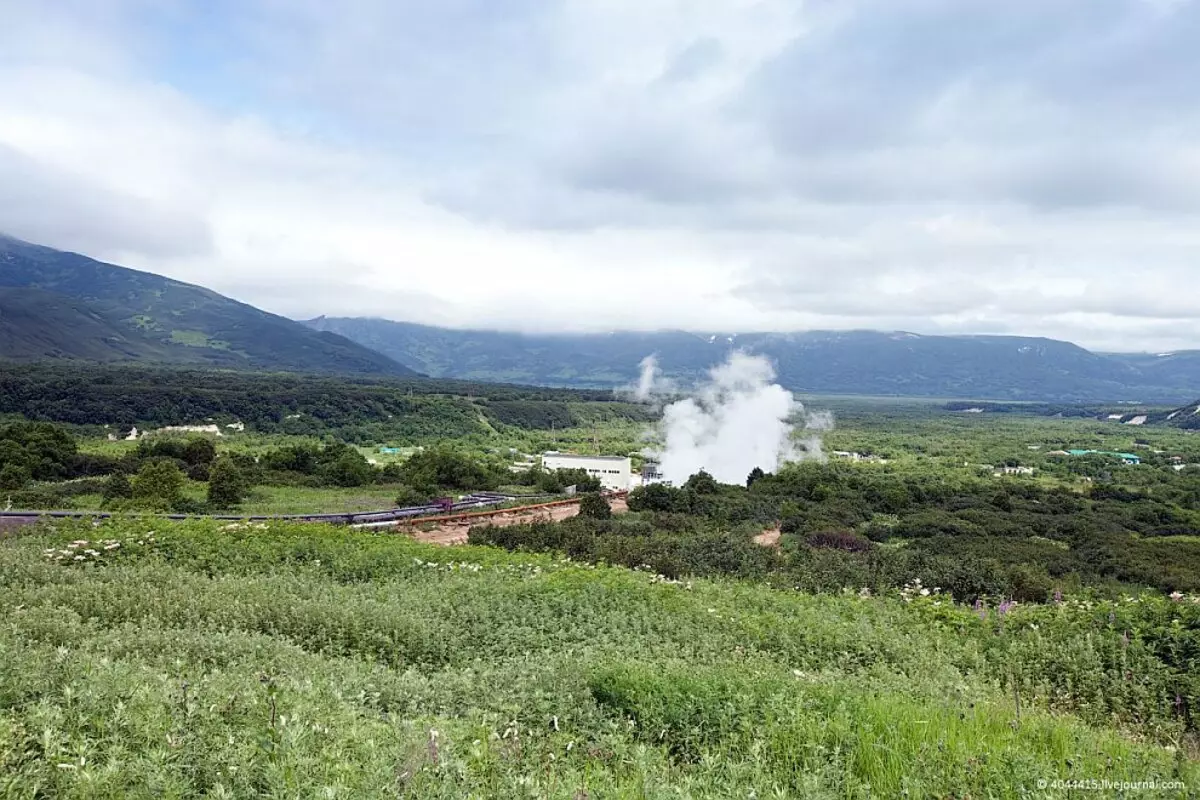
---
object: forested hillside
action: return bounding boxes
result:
[0,363,644,441]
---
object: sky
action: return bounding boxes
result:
[1,0,1198,352]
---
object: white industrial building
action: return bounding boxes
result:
[541,452,632,491]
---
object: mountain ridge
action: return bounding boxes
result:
[0,235,417,376]
[304,316,1199,402]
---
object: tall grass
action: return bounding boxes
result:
[0,519,1194,798]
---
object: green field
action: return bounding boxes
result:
[1,519,1195,798]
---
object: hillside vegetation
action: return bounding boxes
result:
[0,363,644,440]
[0,236,413,375]
[1,520,1195,798]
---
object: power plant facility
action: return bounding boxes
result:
[541,452,632,491]
[641,461,668,486]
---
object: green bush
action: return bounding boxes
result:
[578,492,612,519]
[129,459,186,511]
[0,462,31,490]
[207,455,248,509]
[102,472,133,503]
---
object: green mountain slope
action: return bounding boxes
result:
[0,287,180,361]
[0,235,415,376]
[304,317,1198,402]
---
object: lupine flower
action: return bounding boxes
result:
[1053,589,1063,604]
[973,599,988,620]
[997,600,1016,615]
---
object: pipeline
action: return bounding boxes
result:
[362,490,629,530]
[0,491,562,529]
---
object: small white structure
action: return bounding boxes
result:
[541,452,632,491]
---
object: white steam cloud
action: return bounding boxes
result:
[641,351,831,486]
[634,355,661,402]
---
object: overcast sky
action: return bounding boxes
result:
[2,0,1199,352]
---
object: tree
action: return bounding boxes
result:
[627,483,687,513]
[398,447,500,493]
[394,485,431,507]
[578,492,612,519]
[130,459,186,510]
[102,472,133,502]
[0,463,30,491]
[685,470,719,494]
[183,437,218,466]
[746,467,766,488]
[322,450,375,488]
[207,456,248,508]
[0,422,77,480]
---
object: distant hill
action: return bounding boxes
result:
[1161,398,1200,429]
[304,317,1200,402]
[0,235,416,376]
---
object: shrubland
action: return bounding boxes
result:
[0,519,1195,798]
[473,462,1200,600]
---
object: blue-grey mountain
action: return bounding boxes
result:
[304,317,1200,403]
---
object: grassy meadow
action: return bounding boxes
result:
[1,519,1196,798]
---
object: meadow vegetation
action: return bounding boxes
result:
[3,367,1200,793]
[0,519,1195,798]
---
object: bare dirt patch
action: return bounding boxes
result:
[753,526,782,548]
[409,494,628,546]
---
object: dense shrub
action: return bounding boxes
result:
[397,447,503,494]
[129,459,186,511]
[207,456,248,509]
[0,462,31,490]
[805,529,873,553]
[102,472,133,503]
[0,421,77,480]
[578,492,612,519]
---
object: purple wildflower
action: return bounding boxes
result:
[973,598,988,621]
[1053,588,1063,604]
[997,600,1016,616]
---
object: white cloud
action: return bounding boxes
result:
[0,0,1198,353]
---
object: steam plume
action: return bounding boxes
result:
[642,351,830,486]
[634,355,661,402]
